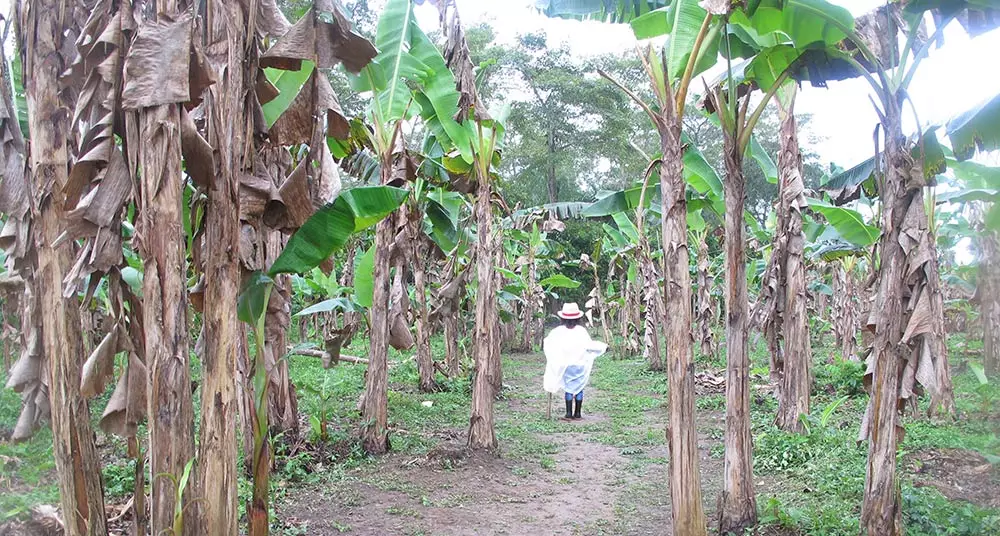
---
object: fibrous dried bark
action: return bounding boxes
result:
[656,94,707,534]
[21,0,108,532]
[979,209,1000,377]
[755,95,811,433]
[695,237,717,361]
[432,257,468,376]
[0,14,46,443]
[195,0,249,531]
[860,96,908,536]
[832,261,860,361]
[468,177,499,450]
[711,88,757,534]
[409,206,438,392]
[128,2,200,532]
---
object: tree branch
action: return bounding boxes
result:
[597,68,659,128]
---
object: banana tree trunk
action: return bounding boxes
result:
[195,0,245,530]
[983,223,1000,377]
[625,268,641,356]
[520,247,536,352]
[658,108,707,536]
[718,123,757,535]
[445,315,460,375]
[639,249,664,371]
[468,178,499,450]
[23,2,108,532]
[339,244,359,348]
[925,253,955,417]
[236,324,256,469]
[266,269,298,435]
[772,97,811,433]
[816,279,829,323]
[696,238,715,360]
[592,266,613,348]
[361,168,393,454]
[411,212,437,392]
[861,94,907,536]
[833,262,859,362]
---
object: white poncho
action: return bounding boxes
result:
[542,326,608,395]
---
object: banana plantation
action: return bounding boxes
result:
[1,0,999,534]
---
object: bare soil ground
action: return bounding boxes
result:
[278,353,726,535]
[908,448,1000,508]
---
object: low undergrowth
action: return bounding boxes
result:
[1,332,998,535]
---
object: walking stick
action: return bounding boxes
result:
[546,392,552,419]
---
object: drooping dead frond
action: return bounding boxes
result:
[434,0,488,122]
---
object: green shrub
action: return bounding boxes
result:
[815,360,866,397]
[903,486,1000,536]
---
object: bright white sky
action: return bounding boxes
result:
[412,0,1000,170]
[1,0,995,170]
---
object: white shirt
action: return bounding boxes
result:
[542,326,608,394]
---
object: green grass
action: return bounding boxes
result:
[750,335,1000,535]
[2,331,999,535]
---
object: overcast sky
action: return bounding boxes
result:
[413,0,1000,169]
[2,0,996,169]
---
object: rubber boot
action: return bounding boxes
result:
[573,399,582,419]
[564,400,573,419]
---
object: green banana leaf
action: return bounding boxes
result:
[295,297,363,317]
[269,186,408,276]
[539,274,582,289]
[535,0,668,22]
[353,244,377,309]
[947,92,1000,161]
[806,198,880,247]
[629,0,720,82]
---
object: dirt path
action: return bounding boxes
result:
[278,353,725,535]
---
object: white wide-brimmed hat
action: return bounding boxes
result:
[557,303,584,319]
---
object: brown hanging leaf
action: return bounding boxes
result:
[80,326,120,398]
[180,107,215,188]
[268,71,349,144]
[121,11,215,110]
[241,167,282,221]
[436,0,488,122]
[276,158,312,228]
[259,5,376,73]
[100,352,148,437]
[66,148,131,228]
[12,385,43,441]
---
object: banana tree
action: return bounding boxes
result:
[749,83,813,433]
[419,0,512,451]
[344,0,468,453]
[290,265,365,368]
[597,223,641,355]
[424,187,473,377]
[407,180,464,391]
[238,186,407,533]
[539,0,734,527]
[504,223,546,352]
[580,250,614,348]
[797,0,1000,530]
[700,0,875,527]
[584,185,664,369]
[805,199,881,364]
[501,208,569,352]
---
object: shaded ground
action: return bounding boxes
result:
[278,353,726,535]
[908,448,1000,508]
[3,337,999,535]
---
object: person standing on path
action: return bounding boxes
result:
[542,303,608,421]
